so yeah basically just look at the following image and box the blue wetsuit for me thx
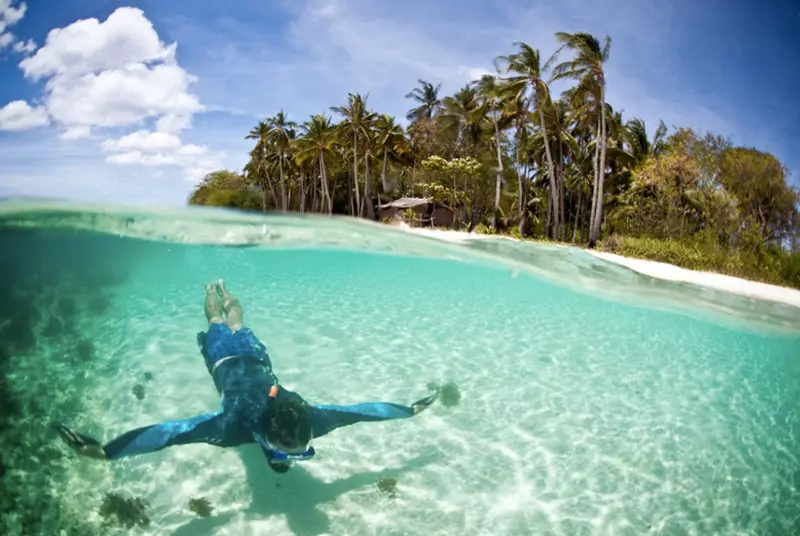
[99,323,417,461]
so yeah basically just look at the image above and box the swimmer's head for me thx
[266,394,312,455]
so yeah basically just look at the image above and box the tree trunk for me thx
[590,87,608,248]
[364,152,374,220]
[278,155,287,212]
[588,121,601,246]
[352,130,361,217]
[572,186,582,242]
[558,149,566,241]
[518,163,528,237]
[299,171,306,213]
[319,152,333,214]
[260,186,267,213]
[539,106,559,241]
[311,171,318,213]
[381,148,390,193]
[411,156,417,197]
[545,189,552,239]
[491,109,504,230]
[265,172,278,211]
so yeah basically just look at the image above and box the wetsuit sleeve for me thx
[101,411,230,460]
[309,402,415,439]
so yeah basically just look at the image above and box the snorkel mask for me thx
[255,385,316,466]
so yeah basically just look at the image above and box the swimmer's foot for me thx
[216,279,233,301]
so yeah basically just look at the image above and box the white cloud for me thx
[2,6,217,181]
[19,7,174,80]
[101,129,182,153]
[0,100,48,131]
[102,129,224,181]
[0,0,29,51]
[59,126,92,140]
[11,37,35,53]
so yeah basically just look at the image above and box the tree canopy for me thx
[188,31,800,287]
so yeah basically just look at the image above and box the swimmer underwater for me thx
[56,280,439,473]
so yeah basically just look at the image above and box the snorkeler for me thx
[56,280,439,473]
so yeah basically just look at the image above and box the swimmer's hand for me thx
[410,389,439,416]
[55,424,108,460]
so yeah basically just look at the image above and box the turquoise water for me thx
[1,199,798,536]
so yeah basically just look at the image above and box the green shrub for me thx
[610,235,799,289]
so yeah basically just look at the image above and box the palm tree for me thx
[476,74,510,230]
[331,93,377,217]
[496,42,560,239]
[625,118,667,167]
[499,83,533,235]
[265,111,297,211]
[405,79,443,122]
[295,114,337,214]
[245,120,277,212]
[551,32,611,247]
[374,114,407,194]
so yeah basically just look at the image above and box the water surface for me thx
[1,198,798,536]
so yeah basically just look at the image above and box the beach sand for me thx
[400,225,800,310]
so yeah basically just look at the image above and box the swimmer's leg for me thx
[216,279,244,333]
[204,281,224,325]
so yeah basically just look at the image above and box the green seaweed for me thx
[132,384,145,400]
[377,478,398,498]
[426,380,461,408]
[189,497,214,517]
[99,492,150,529]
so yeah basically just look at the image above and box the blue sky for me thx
[0,0,798,206]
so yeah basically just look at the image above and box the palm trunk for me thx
[311,171,318,212]
[539,107,559,240]
[518,163,528,237]
[319,152,332,214]
[590,86,608,248]
[278,155,287,212]
[588,121,601,246]
[265,172,278,210]
[364,152,374,219]
[545,190,552,238]
[572,185,582,242]
[260,186,267,213]
[299,171,306,213]
[558,148,566,241]
[352,131,361,217]
[516,121,527,236]
[381,148,390,193]
[491,109,504,230]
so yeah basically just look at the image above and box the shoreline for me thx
[399,225,800,310]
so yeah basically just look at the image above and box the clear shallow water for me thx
[1,198,798,536]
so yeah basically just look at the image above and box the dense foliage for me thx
[187,32,800,287]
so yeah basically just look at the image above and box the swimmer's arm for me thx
[55,412,231,460]
[310,392,439,438]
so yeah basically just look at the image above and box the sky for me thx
[0,0,798,206]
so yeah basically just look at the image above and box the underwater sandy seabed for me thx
[1,210,799,536]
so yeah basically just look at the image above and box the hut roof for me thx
[379,197,432,209]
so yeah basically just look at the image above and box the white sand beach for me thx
[401,225,800,310]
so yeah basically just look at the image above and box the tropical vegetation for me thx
[188,32,800,288]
